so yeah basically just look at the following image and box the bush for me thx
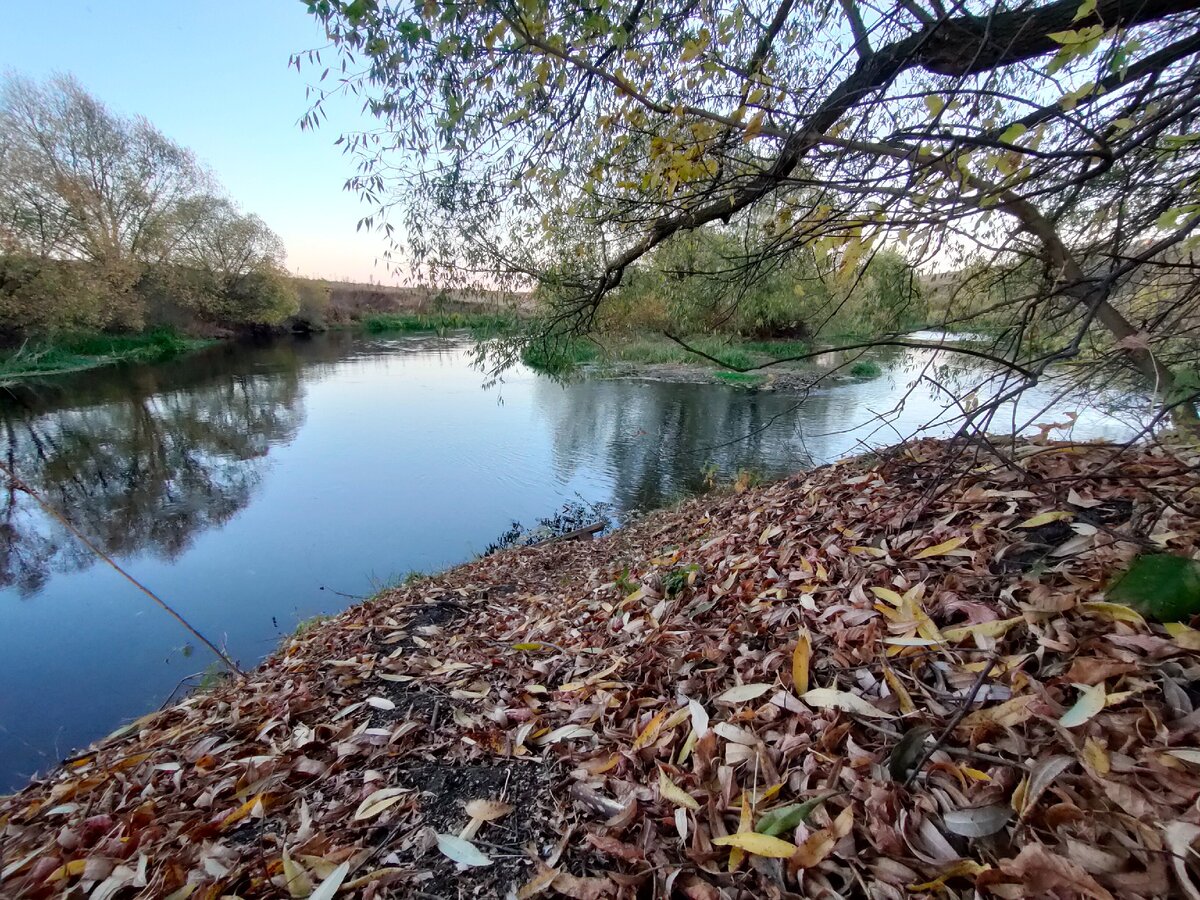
[849,359,882,378]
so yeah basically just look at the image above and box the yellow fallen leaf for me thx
[516,863,559,898]
[913,535,969,559]
[870,586,904,606]
[792,628,811,695]
[1081,737,1110,775]
[282,849,313,898]
[633,707,671,750]
[658,768,700,811]
[962,694,1037,729]
[831,803,853,838]
[342,868,409,892]
[1017,510,1073,528]
[941,617,1023,643]
[1011,775,1029,816]
[712,831,798,858]
[1079,601,1146,627]
[45,858,87,882]
[1166,749,1200,766]
[579,754,618,775]
[882,666,915,715]
[909,860,991,891]
[793,828,837,868]
[220,792,269,830]
[729,793,752,871]
[1165,622,1200,651]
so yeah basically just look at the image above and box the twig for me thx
[904,652,999,787]
[320,585,370,600]
[158,671,209,709]
[0,460,245,677]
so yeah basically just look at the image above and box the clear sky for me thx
[0,1,394,282]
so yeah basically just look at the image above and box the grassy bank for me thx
[521,331,887,383]
[2,439,1196,898]
[0,329,212,381]
[362,310,518,336]
[522,333,795,373]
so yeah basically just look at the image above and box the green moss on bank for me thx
[0,329,212,381]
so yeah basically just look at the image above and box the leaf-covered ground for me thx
[5,438,1200,899]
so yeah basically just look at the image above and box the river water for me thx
[0,331,1136,789]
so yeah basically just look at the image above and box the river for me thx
[0,330,1136,789]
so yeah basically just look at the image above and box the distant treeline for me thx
[0,73,296,340]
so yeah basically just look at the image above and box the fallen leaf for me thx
[353,787,410,821]
[308,862,351,900]
[714,683,773,704]
[913,536,970,559]
[792,628,811,695]
[1017,510,1073,528]
[712,831,799,858]
[1061,683,1106,728]
[801,687,892,718]
[435,833,493,867]
[755,793,835,837]
[658,768,700,810]
[943,804,1011,838]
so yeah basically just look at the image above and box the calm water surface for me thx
[0,331,1135,789]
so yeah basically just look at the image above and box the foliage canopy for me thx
[303,0,1200,432]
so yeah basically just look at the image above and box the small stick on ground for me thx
[904,653,999,788]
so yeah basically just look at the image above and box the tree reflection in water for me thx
[0,340,323,594]
[534,377,829,513]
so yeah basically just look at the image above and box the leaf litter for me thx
[4,438,1200,898]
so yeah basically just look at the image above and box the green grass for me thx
[609,335,755,369]
[521,332,811,376]
[714,371,766,387]
[520,339,601,375]
[293,614,330,638]
[363,311,517,336]
[0,328,210,381]
[741,340,810,360]
[849,359,883,378]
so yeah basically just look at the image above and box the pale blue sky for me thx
[0,1,392,281]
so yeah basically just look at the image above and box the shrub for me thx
[849,359,882,378]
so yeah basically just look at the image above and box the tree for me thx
[0,73,208,268]
[0,73,296,332]
[170,195,299,325]
[302,0,1200,434]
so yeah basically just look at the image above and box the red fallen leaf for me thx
[992,844,1115,900]
[584,833,646,861]
[679,874,721,899]
[552,870,618,898]
[1065,657,1137,685]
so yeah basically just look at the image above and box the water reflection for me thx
[1,350,305,594]
[0,332,1135,790]
[538,378,822,510]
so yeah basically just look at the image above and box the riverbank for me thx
[3,438,1197,898]
[0,330,213,383]
[0,310,517,383]
[522,331,884,389]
